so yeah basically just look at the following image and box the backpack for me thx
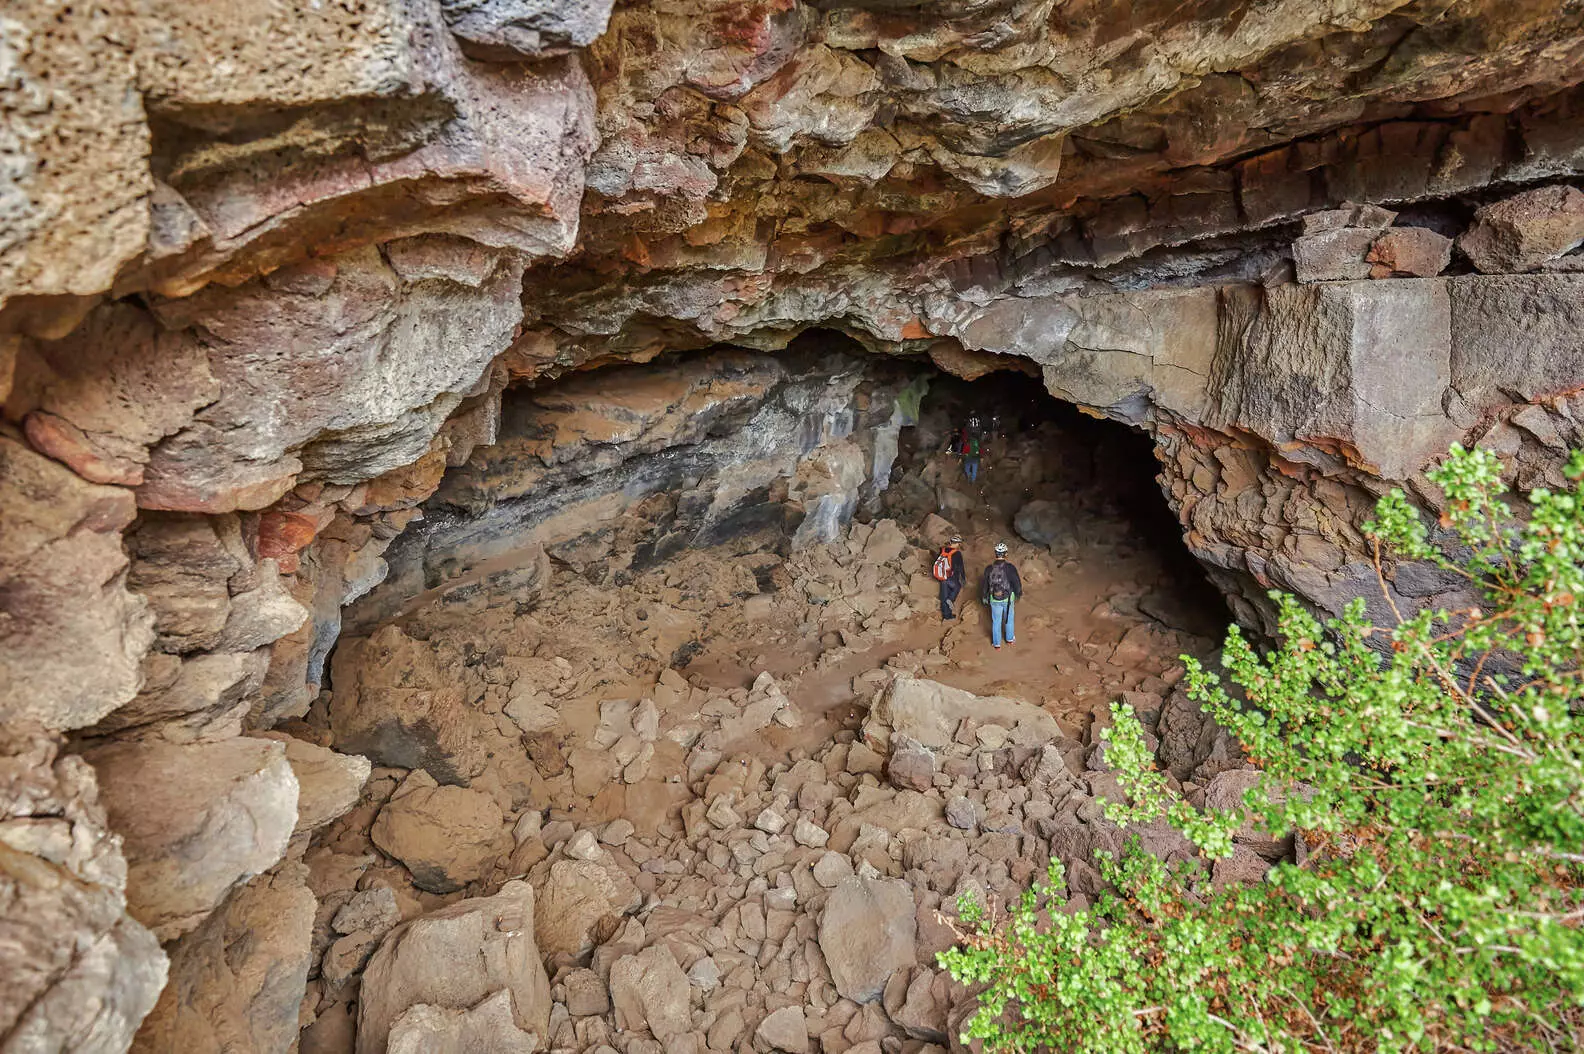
[932,549,954,581]
[986,561,1012,600]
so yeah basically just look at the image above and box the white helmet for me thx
[994,542,1008,555]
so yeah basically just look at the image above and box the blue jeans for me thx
[965,457,979,481]
[989,597,1015,646]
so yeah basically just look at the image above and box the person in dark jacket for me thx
[937,536,967,619]
[980,542,1022,648]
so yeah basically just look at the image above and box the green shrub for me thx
[941,444,1584,1052]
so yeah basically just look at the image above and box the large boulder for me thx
[85,737,299,941]
[0,728,167,1051]
[819,876,917,1004]
[862,676,1060,752]
[533,859,641,958]
[358,881,552,1054]
[131,863,316,1054]
[330,623,489,785]
[1012,499,1064,546]
[370,771,506,894]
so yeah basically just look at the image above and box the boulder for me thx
[358,881,551,1054]
[1012,499,1064,546]
[370,771,506,893]
[0,435,151,732]
[534,859,640,958]
[886,736,937,792]
[609,944,692,1042]
[863,677,1059,752]
[131,863,316,1054]
[330,623,489,785]
[1459,184,1584,273]
[386,990,540,1054]
[1202,769,1309,860]
[85,737,299,940]
[863,518,909,565]
[819,877,917,1003]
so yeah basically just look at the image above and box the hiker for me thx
[963,431,981,482]
[943,425,964,457]
[980,542,1022,648]
[933,535,967,619]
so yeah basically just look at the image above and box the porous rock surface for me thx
[6,1,1584,1051]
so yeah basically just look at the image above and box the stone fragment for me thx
[609,945,692,1041]
[1460,185,1584,273]
[1292,227,1377,282]
[819,877,916,1003]
[793,817,830,848]
[370,772,506,893]
[886,735,936,792]
[358,881,551,1054]
[1203,769,1309,860]
[333,888,402,938]
[1367,226,1452,277]
[944,796,981,830]
[131,864,315,1054]
[1012,499,1065,546]
[86,737,299,940]
[754,807,787,835]
[757,1005,810,1053]
[812,852,855,889]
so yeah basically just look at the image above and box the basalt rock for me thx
[10,3,1584,1050]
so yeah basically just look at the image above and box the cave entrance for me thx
[879,358,1230,664]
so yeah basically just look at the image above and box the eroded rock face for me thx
[0,727,167,1052]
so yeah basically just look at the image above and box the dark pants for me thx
[939,579,961,618]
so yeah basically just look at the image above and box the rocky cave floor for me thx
[283,393,1270,1054]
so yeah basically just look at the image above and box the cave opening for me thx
[321,333,1231,792]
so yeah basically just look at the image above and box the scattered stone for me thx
[944,796,981,830]
[535,860,639,958]
[819,877,917,1003]
[609,945,692,1042]
[564,967,612,1016]
[757,1005,810,1053]
[863,677,1058,752]
[793,817,830,848]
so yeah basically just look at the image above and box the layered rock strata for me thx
[7,0,1584,1050]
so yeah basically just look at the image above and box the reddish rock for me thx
[1460,184,1584,273]
[1367,226,1453,278]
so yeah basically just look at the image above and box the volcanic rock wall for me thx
[7,0,1584,1050]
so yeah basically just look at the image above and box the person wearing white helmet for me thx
[979,542,1022,649]
[932,535,967,620]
